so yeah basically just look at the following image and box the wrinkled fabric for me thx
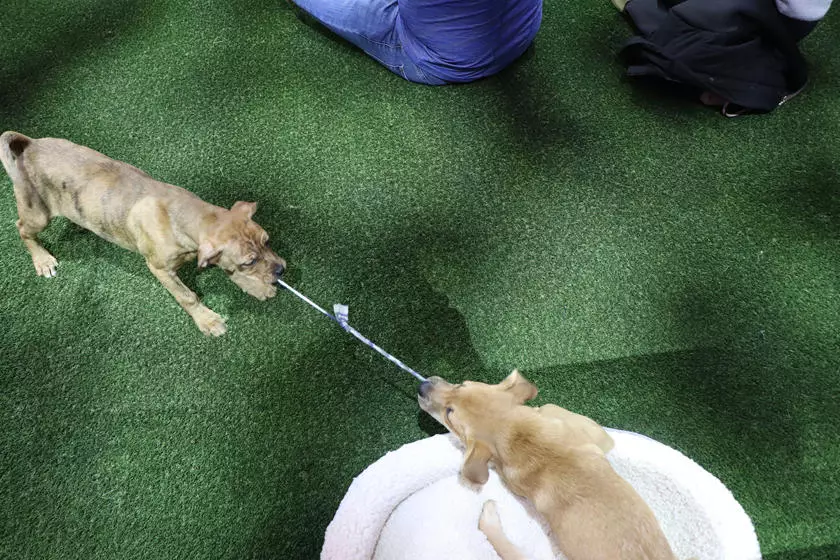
[621,0,808,112]
[396,0,543,82]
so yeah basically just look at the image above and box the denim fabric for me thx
[292,0,446,85]
[292,0,541,84]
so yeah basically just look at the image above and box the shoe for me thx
[778,80,808,107]
[722,81,808,118]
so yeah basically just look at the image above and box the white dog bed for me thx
[322,429,761,560]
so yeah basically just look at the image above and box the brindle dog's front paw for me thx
[193,307,227,336]
[32,252,58,278]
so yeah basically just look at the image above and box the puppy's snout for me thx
[273,262,286,278]
[418,380,433,399]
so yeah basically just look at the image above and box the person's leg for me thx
[293,0,398,47]
[290,0,444,84]
[400,59,446,86]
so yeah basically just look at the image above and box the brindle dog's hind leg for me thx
[3,134,59,278]
[14,165,58,278]
[16,201,58,278]
[15,181,58,278]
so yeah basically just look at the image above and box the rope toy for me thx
[277,279,427,383]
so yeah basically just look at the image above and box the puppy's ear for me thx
[231,201,257,219]
[197,241,222,268]
[462,437,493,486]
[499,369,538,404]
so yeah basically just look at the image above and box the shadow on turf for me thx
[287,5,593,167]
[0,0,160,123]
[243,269,482,557]
[776,154,840,240]
[662,276,839,536]
[667,282,801,460]
[245,198,507,555]
[36,217,223,302]
[621,76,716,120]
[764,543,840,560]
[417,408,448,436]
[503,260,839,544]
[492,48,593,164]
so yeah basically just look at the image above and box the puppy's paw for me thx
[32,252,58,278]
[479,500,502,532]
[194,307,227,337]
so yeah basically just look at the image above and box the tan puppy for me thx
[418,372,679,560]
[0,131,286,336]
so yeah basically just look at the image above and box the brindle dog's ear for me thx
[499,369,538,404]
[462,437,493,486]
[197,241,222,268]
[231,201,257,219]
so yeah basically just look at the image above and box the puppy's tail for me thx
[478,500,531,560]
[0,131,32,185]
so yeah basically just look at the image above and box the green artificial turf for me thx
[1,1,839,558]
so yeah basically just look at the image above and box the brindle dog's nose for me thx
[418,380,432,398]
[273,263,286,278]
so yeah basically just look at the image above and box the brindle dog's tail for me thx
[0,131,32,186]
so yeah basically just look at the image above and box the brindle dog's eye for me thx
[445,407,454,420]
[244,257,258,267]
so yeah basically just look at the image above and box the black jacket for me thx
[621,0,808,112]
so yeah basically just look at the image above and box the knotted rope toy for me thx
[277,279,427,383]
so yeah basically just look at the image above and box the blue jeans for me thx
[291,0,446,85]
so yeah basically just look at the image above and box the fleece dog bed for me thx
[322,429,761,560]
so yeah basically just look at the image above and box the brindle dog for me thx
[1,131,286,336]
